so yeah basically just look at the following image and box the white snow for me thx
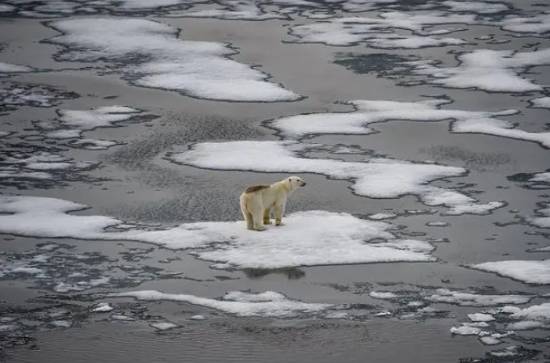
[427,288,532,306]
[170,140,503,214]
[450,324,483,335]
[529,172,550,183]
[58,106,142,130]
[68,139,120,150]
[49,18,299,102]
[529,205,550,229]
[471,260,550,284]
[369,291,398,299]
[189,314,206,320]
[468,313,495,322]
[0,62,33,73]
[270,98,550,148]
[442,1,508,14]
[150,322,178,330]
[411,48,550,92]
[111,290,332,318]
[0,196,436,269]
[530,97,550,109]
[368,212,397,220]
[500,13,550,35]
[92,302,114,312]
[289,12,473,47]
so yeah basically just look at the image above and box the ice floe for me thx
[269,98,550,149]
[48,18,299,102]
[470,259,550,284]
[169,140,504,214]
[0,195,436,269]
[442,1,509,14]
[529,204,550,229]
[0,62,33,73]
[500,13,550,35]
[410,48,550,92]
[0,151,97,182]
[529,97,550,109]
[91,302,114,313]
[427,288,532,306]
[288,12,473,48]
[110,290,333,318]
[0,82,78,112]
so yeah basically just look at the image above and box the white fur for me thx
[240,176,306,231]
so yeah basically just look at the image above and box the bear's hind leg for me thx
[263,208,272,225]
[252,210,266,231]
[245,212,254,230]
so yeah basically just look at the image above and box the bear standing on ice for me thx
[240,176,306,231]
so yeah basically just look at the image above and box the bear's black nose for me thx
[301,182,306,186]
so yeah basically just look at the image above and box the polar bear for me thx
[240,176,306,231]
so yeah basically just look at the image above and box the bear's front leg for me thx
[274,203,285,226]
[263,208,272,225]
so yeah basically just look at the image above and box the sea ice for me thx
[110,290,332,318]
[288,12,473,48]
[169,140,504,214]
[269,98,550,148]
[0,62,33,73]
[470,260,550,284]
[410,48,550,92]
[48,18,299,102]
[427,288,532,306]
[0,196,436,269]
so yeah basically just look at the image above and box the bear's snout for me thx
[300,181,306,187]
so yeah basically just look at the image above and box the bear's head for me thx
[287,176,306,190]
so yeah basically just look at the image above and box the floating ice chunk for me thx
[442,1,508,14]
[528,172,550,183]
[530,97,550,109]
[0,4,14,12]
[271,98,549,149]
[193,213,435,268]
[506,320,545,330]
[170,140,503,214]
[480,333,506,345]
[0,170,52,180]
[58,106,143,130]
[426,221,449,227]
[111,314,134,321]
[111,290,332,318]
[471,259,550,284]
[117,0,189,9]
[68,138,120,150]
[411,48,550,92]
[427,288,532,306]
[0,62,33,73]
[369,291,398,299]
[468,313,495,322]
[0,196,436,269]
[450,324,482,335]
[48,18,299,102]
[529,205,550,229]
[367,35,466,49]
[150,322,178,330]
[46,129,82,139]
[510,302,550,322]
[453,118,550,149]
[289,12,473,47]
[368,212,397,220]
[189,314,206,320]
[50,320,71,328]
[500,13,550,34]
[92,302,114,313]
